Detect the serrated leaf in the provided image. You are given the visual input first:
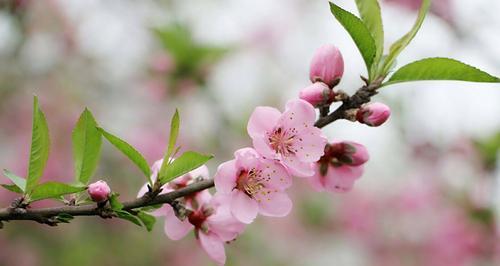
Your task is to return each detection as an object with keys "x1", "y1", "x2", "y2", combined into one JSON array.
[
  {"x1": 382, "y1": 0, "x2": 430, "y2": 75},
  {"x1": 116, "y1": 210, "x2": 142, "y2": 226},
  {"x1": 1, "y1": 184, "x2": 23, "y2": 194},
  {"x1": 355, "y1": 0, "x2": 384, "y2": 66},
  {"x1": 29, "y1": 182, "x2": 86, "y2": 202},
  {"x1": 385, "y1": 58, "x2": 500, "y2": 85},
  {"x1": 2, "y1": 169, "x2": 26, "y2": 192},
  {"x1": 137, "y1": 211, "x2": 156, "y2": 231},
  {"x1": 99, "y1": 128, "x2": 152, "y2": 184},
  {"x1": 330, "y1": 2, "x2": 377, "y2": 76},
  {"x1": 167, "y1": 109, "x2": 180, "y2": 160},
  {"x1": 25, "y1": 96, "x2": 50, "y2": 194},
  {"x1": 159, "y1": 151, "x2": 213, "y2": 184},
  {"x1": 72, "y1": 109, "x2": 102, "y2": 185},
  {"x1": 109, "y1": 192, "x2": 124, "y2": 211}
]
